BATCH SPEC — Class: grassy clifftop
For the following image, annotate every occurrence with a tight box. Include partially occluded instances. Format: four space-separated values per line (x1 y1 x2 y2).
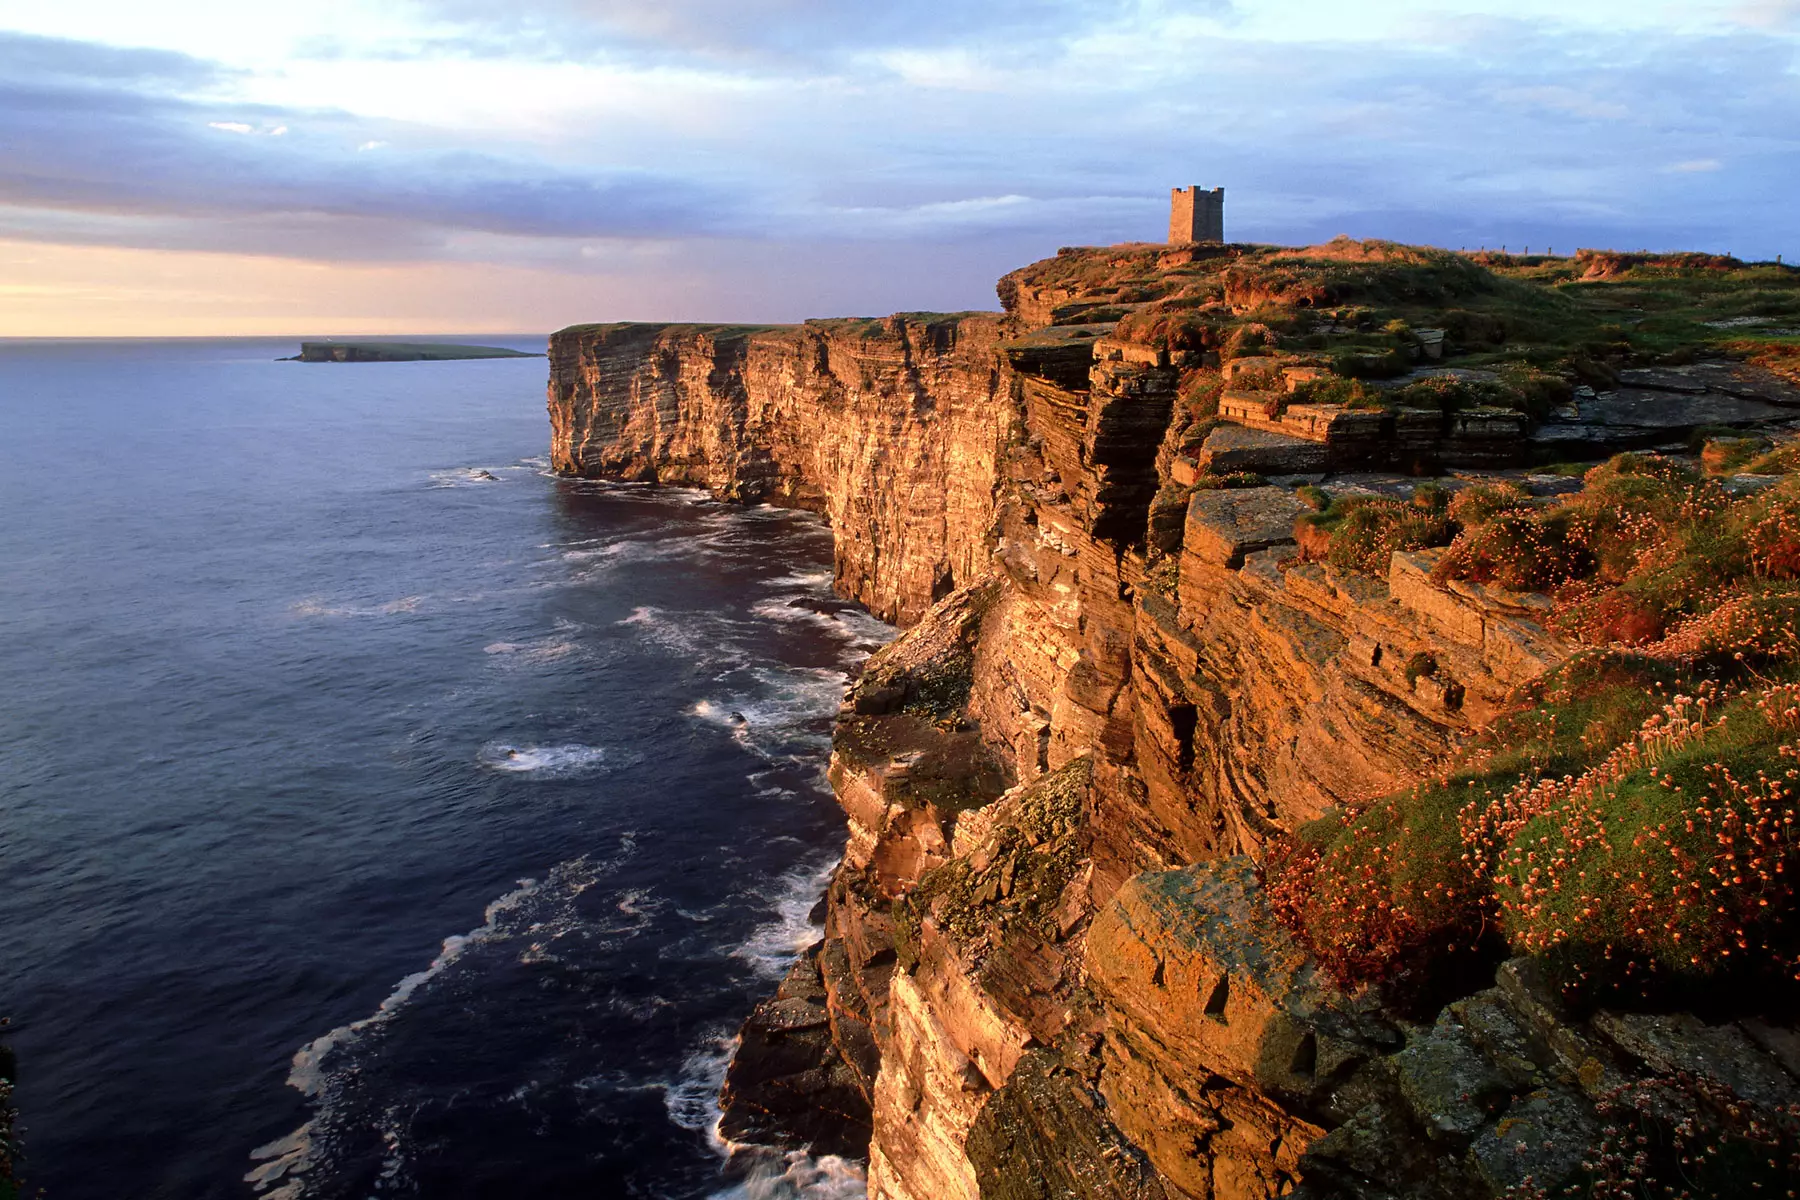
1001 240 1799 430
1002 238 1797 370
1002 239 1800 1015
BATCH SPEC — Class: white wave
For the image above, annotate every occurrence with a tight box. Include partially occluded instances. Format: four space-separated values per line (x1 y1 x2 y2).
661 856 837 1157
286 876 544 1100
476 742 609 777
620 604 705 658
482 639 579 666
832 609 898 651
482 622 585 668
291 595 422 618
691 698 753 741
251 876 556 1194
731 856 834 981
426 466 506 488
614 887 659 920
245 1125 312 1198
691 666 847 744
764 568 834 590
749 598 896 661
749 598 836 628
712 1152 868 1200
562 538 691 566
617 605 750 669
664 1032 739 1140
252 852 627 1196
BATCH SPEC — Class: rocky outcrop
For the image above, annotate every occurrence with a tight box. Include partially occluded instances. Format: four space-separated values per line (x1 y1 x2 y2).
547 317 1014 625
548 246 1800 1199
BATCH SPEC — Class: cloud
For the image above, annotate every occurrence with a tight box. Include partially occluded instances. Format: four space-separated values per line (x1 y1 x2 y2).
1733 1 1800 29
419 0 1229 65
1493 85 1631 121
0 6 1797 308
0 35 742 257
0 29 227 89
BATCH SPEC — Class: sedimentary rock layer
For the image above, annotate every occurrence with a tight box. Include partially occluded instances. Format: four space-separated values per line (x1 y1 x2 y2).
548 249 1800 1199
548 317 1013 625
546 295 1561 1197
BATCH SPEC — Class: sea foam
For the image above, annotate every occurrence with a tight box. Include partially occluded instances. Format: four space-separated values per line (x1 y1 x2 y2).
476 741 610 776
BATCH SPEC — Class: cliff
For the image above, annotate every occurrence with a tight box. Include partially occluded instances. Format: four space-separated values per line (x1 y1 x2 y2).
548 242 1800 1199
548 317 1011 625
0 1024 17 1200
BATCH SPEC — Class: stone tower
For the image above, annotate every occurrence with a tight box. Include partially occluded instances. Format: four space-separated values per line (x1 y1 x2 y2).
1169 186 1225 243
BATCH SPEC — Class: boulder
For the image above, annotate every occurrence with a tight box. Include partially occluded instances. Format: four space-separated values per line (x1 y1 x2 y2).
1468 1087 1600 1195
1394 1014 1513 1143
1196 424 1331 475
1591 1011 1800 1108
1185 487 1310 569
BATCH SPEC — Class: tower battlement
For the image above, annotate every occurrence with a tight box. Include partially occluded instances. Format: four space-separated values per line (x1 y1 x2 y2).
1170 186 1225 243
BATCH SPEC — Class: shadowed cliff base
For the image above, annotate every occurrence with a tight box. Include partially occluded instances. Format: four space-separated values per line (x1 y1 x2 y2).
1 1020 18 1200
547 237 1800 1199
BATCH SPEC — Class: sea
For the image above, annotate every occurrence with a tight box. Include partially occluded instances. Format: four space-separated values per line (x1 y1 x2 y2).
0 337 884 1200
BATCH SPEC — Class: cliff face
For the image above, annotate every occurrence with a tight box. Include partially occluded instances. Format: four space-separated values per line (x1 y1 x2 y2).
548 245 1800 1199
548 317 1012 626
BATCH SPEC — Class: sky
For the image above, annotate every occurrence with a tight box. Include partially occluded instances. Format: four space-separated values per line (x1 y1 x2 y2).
0 1 1795 335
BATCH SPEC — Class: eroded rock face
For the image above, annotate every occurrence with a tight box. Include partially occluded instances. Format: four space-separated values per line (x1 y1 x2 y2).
546 305 1566 1195
547 317 1016 625
547 260 1799 1199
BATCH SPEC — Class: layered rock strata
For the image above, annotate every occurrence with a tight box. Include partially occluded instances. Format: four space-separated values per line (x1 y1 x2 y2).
548 317 1012 625
548 255 1800 1198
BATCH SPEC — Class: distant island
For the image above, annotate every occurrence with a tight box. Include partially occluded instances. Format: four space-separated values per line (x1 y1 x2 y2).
281 341 545 363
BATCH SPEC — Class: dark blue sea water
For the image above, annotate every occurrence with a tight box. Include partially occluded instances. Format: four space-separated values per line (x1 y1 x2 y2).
0 338 882 1200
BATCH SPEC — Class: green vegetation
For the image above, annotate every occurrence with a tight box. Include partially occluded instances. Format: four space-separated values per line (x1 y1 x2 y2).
1266 453 1800 1009
1293 485 1455 575
1116 243 1800 1007
1142 555 1181 599
1570 1073 1800 1199
1697 433 1770 474
892 758 1092 971
291 340 543 362
1002 240 1800 438
1191 471 1266 490
1729 335 1800 385
835 714 1008 817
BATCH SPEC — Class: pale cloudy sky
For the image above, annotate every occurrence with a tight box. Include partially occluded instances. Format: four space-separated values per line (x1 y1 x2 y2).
0 0 1794 334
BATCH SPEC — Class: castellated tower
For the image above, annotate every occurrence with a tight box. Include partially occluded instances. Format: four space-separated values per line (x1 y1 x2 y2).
1169 186 1225 243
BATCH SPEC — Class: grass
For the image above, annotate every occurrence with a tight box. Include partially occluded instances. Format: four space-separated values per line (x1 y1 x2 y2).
1426 455 1800 648
835 714 1009 817
1728 336 1800 385
998 239 1800 418
1266 452 1800 1011
293 340 543 362
1002 236 1800 1008
1294 486 1456 575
